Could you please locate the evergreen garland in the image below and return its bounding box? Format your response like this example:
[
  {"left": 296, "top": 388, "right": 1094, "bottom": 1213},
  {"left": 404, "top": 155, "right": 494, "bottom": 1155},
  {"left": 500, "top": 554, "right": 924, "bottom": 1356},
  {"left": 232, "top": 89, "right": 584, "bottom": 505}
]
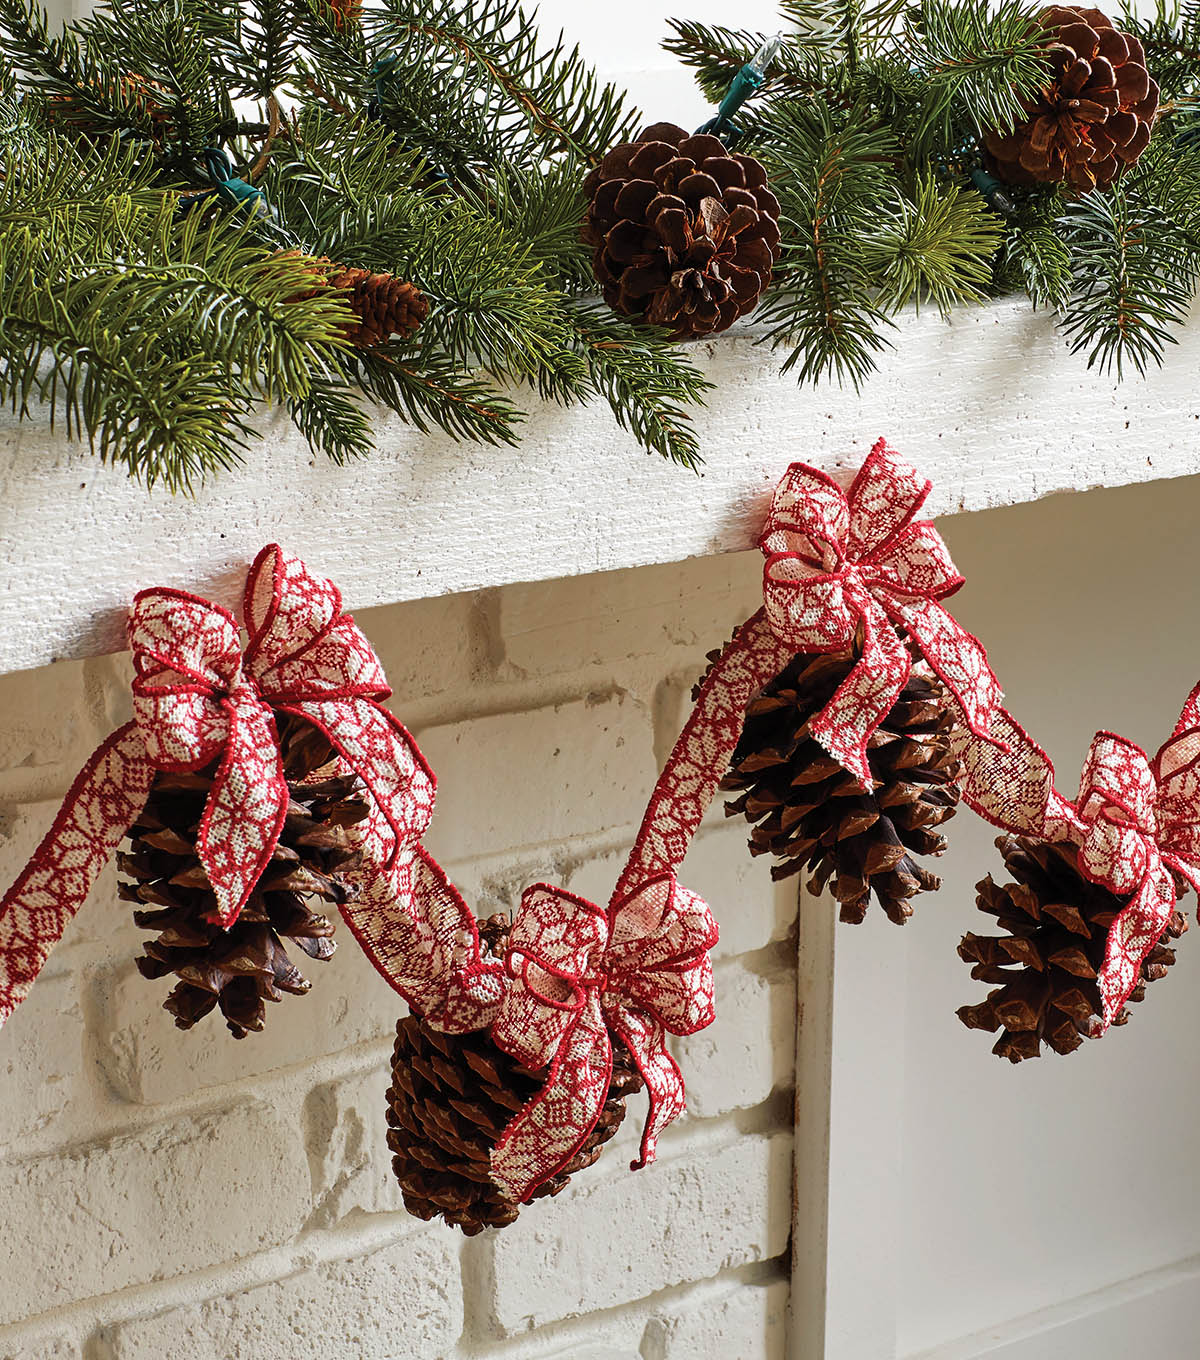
[
  {"left": 0, "top": 0, "right": 709, "bottom": 488},
  {"left": 665, "top": 0, "right": 1200, "bottom": 386}
]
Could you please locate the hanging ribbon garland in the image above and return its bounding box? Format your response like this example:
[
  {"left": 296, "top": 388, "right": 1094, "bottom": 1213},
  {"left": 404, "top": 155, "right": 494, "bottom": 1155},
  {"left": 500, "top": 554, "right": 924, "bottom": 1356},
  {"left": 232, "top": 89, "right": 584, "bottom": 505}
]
[{"left": 0, "top": 438, "right": 1196, "bottom": 1223}]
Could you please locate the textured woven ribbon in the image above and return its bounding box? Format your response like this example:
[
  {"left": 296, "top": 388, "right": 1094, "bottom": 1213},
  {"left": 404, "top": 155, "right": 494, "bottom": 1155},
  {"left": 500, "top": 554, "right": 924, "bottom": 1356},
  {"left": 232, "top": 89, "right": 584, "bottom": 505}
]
[
  {"left": 0, "top": 545, "right": 434, "bottom": 1028},
  {"left": 760, "top": 437, "right": 1005, "bottom": 786},
  {"left": 487, "top": 874, "right": 717, "bottom": 1202},
  {"left": 956, "top": 682, "right": 1200, "bottom": 1031}
]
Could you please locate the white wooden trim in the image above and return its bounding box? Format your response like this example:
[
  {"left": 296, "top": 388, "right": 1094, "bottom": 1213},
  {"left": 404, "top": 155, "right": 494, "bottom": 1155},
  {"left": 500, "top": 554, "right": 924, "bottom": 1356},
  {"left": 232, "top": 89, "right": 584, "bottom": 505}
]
[{"left": 3, "top": 300, "right": 1200, "bottom": 675}]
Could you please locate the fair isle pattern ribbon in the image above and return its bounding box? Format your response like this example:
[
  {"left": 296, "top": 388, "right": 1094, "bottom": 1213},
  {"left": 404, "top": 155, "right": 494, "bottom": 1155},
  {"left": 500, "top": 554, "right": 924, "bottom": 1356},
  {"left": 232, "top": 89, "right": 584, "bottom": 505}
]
[
  {"left": 0, "top": 545, "right": 433, "bottom": 1028},
  {"left": 956, "top": 684, "right": 1200, "bottom": 1032},
  {"left": 488, "top": 875, "right": 717, "bottom": 1202},
  {"left": 760, "top": 438, "right": 1005, "bottom": 786}
]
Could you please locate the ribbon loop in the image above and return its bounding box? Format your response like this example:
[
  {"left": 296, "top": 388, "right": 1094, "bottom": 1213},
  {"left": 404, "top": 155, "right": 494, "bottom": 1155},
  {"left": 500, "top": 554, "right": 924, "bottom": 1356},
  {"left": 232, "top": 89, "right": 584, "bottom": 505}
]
[
  {"left": 760, "top": 439, "right": 1005, "bottom": 788},
  {"left": 488, "top": 874, "right": 717, "bottom": 1203}
]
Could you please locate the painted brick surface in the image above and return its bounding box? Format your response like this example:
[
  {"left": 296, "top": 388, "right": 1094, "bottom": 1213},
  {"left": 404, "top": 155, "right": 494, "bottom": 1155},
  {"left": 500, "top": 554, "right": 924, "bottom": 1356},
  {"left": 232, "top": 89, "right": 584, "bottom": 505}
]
[
  {"left": 417, "top": 693, "right": 657, "bottom": 863},
  {"left": 101, "top": 1233, "right": 464, "bottom": 1360},
  {"left": 646, "top": 1278, "right": 790, "bottom": 1360},
  {"left": 304, "top": 1064, "right": 404, "bottom": 1226},
  {"left": 0, "top": 1101, "right": 310, "bottom": 1324},
  {"left": 674, "top": 962, "right": 796, "bottom": 1119},
  {"left": 0, "top": 971, "right": 83, "bottom": 1147},
  {"left": 487, "top": 1134, "right": 794, "bottom": 1333}
]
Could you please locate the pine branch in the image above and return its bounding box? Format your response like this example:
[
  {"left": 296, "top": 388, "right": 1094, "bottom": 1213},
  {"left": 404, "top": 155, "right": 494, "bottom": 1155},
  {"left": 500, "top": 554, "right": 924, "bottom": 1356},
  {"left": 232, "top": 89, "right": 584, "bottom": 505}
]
[
  {"left": 866, "top": 174, "right": 1003, "bottom": 314},
  {"left": 1058, "top": 183, "right": 1198, "bottom": 376},
  {"left": 754, "top": 97, "right": 898, "bottom": 386}
]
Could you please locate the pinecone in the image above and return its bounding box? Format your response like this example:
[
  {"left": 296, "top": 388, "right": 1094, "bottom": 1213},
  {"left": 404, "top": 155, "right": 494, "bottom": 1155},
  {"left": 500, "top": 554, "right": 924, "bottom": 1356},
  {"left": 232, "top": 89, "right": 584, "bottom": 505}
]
[
  {"left": 721, "top": 650, "right": 961, "bottom": 924},
  {"left": 582, "top": 122, "right": 781, "bottom": 339},
  {"left": 984, "top": 6, "right": 1159, "bottom": 190},
  {"left": 325, "top": 266, "right": 429, "bottom": 347},
  {"left": 957, "top": 834, "right": 1189, "bottom": 1062},
  {"left": 386, "top": 915, "right": 644, "bottom": 1234},
  {"left": 117, "top": 712, "right": 369, "bottom": 1038}
]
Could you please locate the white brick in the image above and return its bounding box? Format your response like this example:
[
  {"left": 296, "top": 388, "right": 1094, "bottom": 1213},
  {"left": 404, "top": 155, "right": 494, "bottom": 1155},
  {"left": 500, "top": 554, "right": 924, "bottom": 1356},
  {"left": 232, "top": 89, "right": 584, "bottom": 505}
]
[
  {"left": 101, "top": 1233, "right": 463, "bottom": 1360},
  {"left": 0, "top": 1328, "right": 78, "bottom": 1360},
  {"left": 96, "top": 939, "right": 403, "bottom": 1105},
  {"left": 646, "top": 1279, "right": 790, "bottom": 1360},
  {"left": 358, "top": 591, "right": 489, "bottom": 710},
  {"left": 674, "top": 963, "right": 796, "bottom": 1119},
  {"left": 0, "top": 660, "right": 97, "bottom": 802},
  {"left": 417, "top": 695, "right": 656, "bottom": 863},
  {"left": 487, "top": 1133, "right": 793, "bottom": 1333},
  {"left": 0, "top": 1102, "right": 310, "bottom": 1324},
  {"left": 678, "top": 827, "right": 795, "bottom": 961},
  {"left": 0, "top": 972, "right": 84, "bottom": 1148},
  {"left": 497, "top": 554, "right": 761, "bottom": 678},
  {"left": 305, "top": 1065, "right": 404, "bottom": 1226}
]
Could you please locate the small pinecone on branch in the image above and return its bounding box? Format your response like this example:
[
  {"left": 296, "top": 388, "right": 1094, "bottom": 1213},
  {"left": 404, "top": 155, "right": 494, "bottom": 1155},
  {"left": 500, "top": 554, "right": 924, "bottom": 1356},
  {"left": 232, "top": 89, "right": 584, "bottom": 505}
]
[
  {"left": 957, "top": 834, "right": 1188, "bottom": 1062},
  {"left": 386, "top": 915, "right": 644, "bottom": 1234},
  {"left": 118, "top": 712, "right": 369, "bottom": 1038},
  {"left": 325, "top": 266, "right": 429, "bottom": 347},
  {"left": 582, "top": 122, "right": 781, "bottom": 339},
  {"left": 984, "top": 6, "right": 1159, "bottom": 191},
  {"left": 721, "top": 650, "right": 962, "bottom": 924}
]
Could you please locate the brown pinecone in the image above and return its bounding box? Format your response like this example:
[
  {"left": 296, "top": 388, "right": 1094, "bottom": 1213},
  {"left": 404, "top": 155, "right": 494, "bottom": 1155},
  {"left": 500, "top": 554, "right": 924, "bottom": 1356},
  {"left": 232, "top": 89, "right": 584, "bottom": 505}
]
[
  {"left": 721, "top": 650, "right": 961, "bottom": 924},
  {"left": 386, "top": 914, "right": 644, "bottom": 1234},
  {"left": 117, "top": 712, "right": 369, "bottom": 1039},
  {"left": 325, "top": 266, "right": 429, "bottom": 347},
  {"left": 984, "top": 6, "right": 1159, "bottom": 191},
  {"left": 582, "top": 122, "right": 781, "bottom": 339},
  {"left": 957, "top": 834, "right": 1188, "bottom": 1062}
]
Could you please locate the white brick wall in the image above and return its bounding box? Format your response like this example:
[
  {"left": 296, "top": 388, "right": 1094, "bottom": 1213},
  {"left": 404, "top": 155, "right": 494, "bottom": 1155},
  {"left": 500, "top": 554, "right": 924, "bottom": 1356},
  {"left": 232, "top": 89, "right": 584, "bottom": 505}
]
[{"left": 0, "top": 551, "right": 792, "bottom": 1359}]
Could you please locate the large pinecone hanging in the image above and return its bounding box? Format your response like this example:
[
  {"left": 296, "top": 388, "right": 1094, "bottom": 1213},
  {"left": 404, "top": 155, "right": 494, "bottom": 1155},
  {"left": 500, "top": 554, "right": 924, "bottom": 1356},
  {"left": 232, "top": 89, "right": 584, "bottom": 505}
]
[
  {"left": 582, "top": 122, "right": 781, "bottom": 339},
  {"left": 958, "top": 835, "right": 1188, "bottom": 1062},
  {"left": 117, "top": 712, "right": 369, "bottom": 1038},
  {"left": 386, "top": 916, "right": 644, "bottom": 1234},
  {"left": 720, "top": 649, "right": 962, "bottom": 925},
  {"left": 984, "top": 6, "right": 1159, "bottom": 191}
]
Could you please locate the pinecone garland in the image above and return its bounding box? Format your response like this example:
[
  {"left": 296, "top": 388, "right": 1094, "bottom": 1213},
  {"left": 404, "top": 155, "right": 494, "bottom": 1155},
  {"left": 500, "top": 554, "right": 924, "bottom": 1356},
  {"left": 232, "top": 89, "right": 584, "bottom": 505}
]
[
  {"left": 386, "top": 915, "right": 644, "bottom": 1234},
  {"left": 957, "top": 835, "right": 1188, "bottom": 1062},
  {"left": 721, "top": 650, "right": 962, "bottom": 924},
  {"left": 582, "top": 122, "right": 781, "bottom": 338},
  {"left": 985, "top": 6, "right": 1159, "bottom": 190},
  {"left": 117, "top": 712, "right": 369, "bottom": 1038}
]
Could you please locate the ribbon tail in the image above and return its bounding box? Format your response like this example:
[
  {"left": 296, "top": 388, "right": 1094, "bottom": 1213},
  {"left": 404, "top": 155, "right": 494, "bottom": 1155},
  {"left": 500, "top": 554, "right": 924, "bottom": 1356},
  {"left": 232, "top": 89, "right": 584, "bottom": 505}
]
[
  {"left": 286, "top": 699, "right": 435, "bottom": 871},
  {"left": 808, "top": 602, "right": 910, "bottom": 788},
  {"left": 947, "top": 709, "right": 1067, "bottom": 839},
  {"left": 614, "top": 609, "right": 795, "bottom": 901},
  {"left": 608, "top": 1008, "right": 686, "bottom": 1172},
  {"left": 884, "top": 595, "right": 1005, "bottom": 748},
  {"left": 197, "top": 700, "right": 287, "bottom": 928},
  {"left": 490, "top": 999, "right": 612, "bottom": 1204},
  {"left": 1093, "top": 866, "right": 1178, "bottom": 1035},
  {"left": 0, "top": 723, "right": 154, "bottom": 1027}
]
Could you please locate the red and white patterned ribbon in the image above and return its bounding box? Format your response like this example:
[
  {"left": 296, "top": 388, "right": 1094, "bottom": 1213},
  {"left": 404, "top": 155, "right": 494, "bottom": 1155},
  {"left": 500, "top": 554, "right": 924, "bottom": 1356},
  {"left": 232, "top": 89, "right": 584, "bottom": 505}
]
[
  {"left": 488, "top": 874, "right": 717, "bottom": 1203},
  {"left": 0, "top": 545, "right": 433, "bottom": 1028},
  {"left": 1067, "top": 700, "right": 1200, "bottom": 1029},
  {"left": 760, "top": 438, "right": 1005, "bottom": 786}
]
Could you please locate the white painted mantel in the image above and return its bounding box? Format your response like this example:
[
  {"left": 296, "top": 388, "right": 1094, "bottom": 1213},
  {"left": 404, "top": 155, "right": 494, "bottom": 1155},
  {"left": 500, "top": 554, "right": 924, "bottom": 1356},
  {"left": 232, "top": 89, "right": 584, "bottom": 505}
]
[{"left": 2, "top": 299, "right": 1200, "bottom": 676}]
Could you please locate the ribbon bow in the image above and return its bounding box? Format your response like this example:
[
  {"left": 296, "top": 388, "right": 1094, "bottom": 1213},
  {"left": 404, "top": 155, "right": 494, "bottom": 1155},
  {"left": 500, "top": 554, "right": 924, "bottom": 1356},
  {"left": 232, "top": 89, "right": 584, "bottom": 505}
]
[
  {"left": 0, "top": 545, "right": 434, "bottom": 1027},
  {"left": 1070, "top": 708, "right": 1200, "bottom": 1031},
  {"left": 760, "top": 438, "right": 1004, "bottom": 786},
  {"left": 488, "top": 874, "right": 718, "bottom": 1203}
]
